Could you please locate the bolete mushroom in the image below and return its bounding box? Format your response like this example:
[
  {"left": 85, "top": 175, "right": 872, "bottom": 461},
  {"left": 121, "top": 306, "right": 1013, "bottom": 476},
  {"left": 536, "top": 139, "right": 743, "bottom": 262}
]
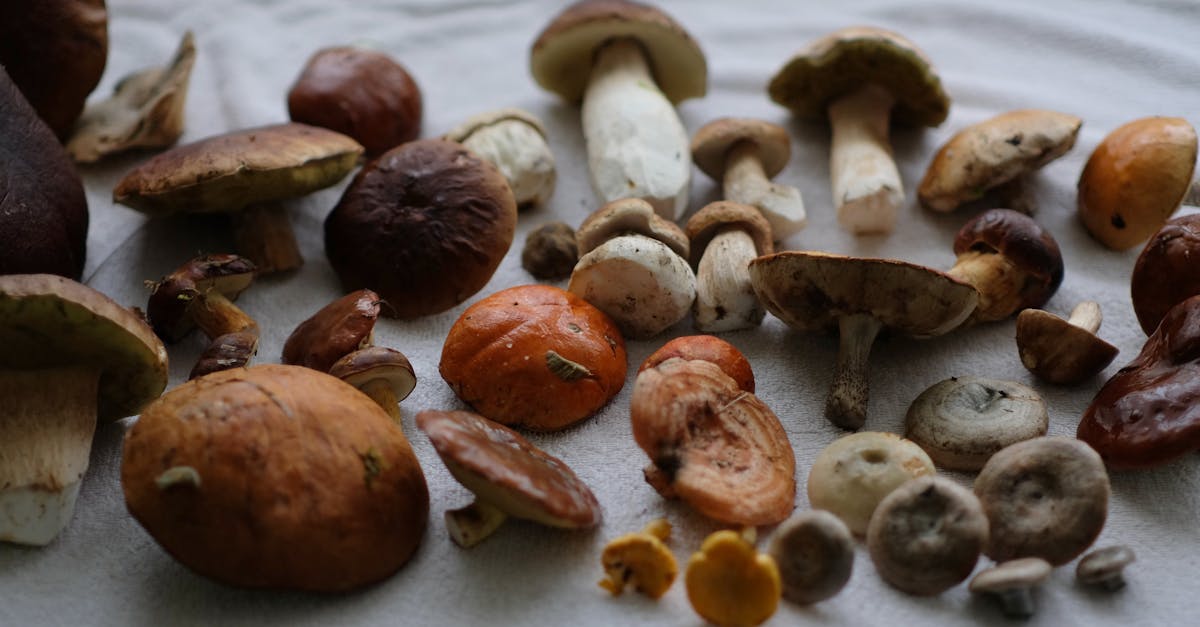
[
  {"left": 1077, "top": 545, "right": 1136, "bottom": 591},
  {"left": 445, "top": 109, "right": 556, "bottom": 209},
  {"left": 282, "top": 289, "right": 381, "bottom": 373},
  {"left": 685, "top": 528, "right": 781, "bottom": 627},
  {"left": 114, "top": 123, "right": 364, "bottom": 274},
  {"left": 1131, "top": 213, "right": 1200, "bottom": 335},
  {"left": 768, "top": 26, "right": 950, "bottom": 234},
  {"left": 639, "top": 334, "right": 755, "bottom": 393},
  {"left": 522, "top": 221, "right": 578, "bottom": 281},
  {"left": 766, "top": 510, "right": 855, "bottom": 605},
  {"left": 749, "top": 251, "right": 978, "bottom": 429},
  {"left": 686, "top": 201, "right": 775, "bottom": 333},
  {"left": 530, "top": 0, "right": 705, "bottom": 219},
  {"left": 329, "top": 347, "right": 416, "bottom": 425},
  {"left": 416, "top": 409, "right": 601, "bottom": 548},
  {"left": 969, "top": 557, "right": 1053, "bottom": 619},
  {"left": 598, "top": 519, "right": 677, "bottom": 599},
  {"left": 1016, "top": 302, "right": 1119, "bottom": 384},
  {"left": 1, "top": 274, "right": 167, "bottom": 545}
]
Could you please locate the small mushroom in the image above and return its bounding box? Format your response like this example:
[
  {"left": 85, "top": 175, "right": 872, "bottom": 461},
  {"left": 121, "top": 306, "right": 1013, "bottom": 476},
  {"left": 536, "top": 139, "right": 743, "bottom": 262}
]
[
  {"left": 867, "top": 476, "right": 989, "bottom": 596},
  {"left": 522, "top": 221, "right": 578, "bottom": 280},
  {"left": 1016, "top": 302, "right": 1119, "bottom": 384},
  {"left": 807, "top": 432, "right": 935, "bottom": 535},
  {"left": 919, "top": 109, "right": 1082, "bottom": 213},
  {"left": 686, "top": 202, "right": 774, "bottom": 333},
  {"left": 767, "top": 510, "right": 855, "bottom": 605},
  {"left": 768, "top": 27, "right": 949, "bottom": 234},
  {"left": 598, "top": 519, "right": 677, "bottom": 599},
  {"left": 639, "top": 335, "right": 755, "bottom": 393},
  {"left": 329, "top": 347, "right": 416, "bottom": 424},
  {"left": 1131, "top": 213, "right": 1200, "bottom": 335},
  {"left": 685, "top": 528, "right": 781, "bottom": 627},
  {"left": 905, "top": 376, "right": 1049, "bottom": 471},
  {"left": 282, "top": 289, "right": 381, "bottom": 373},
  {"left": 974, "top": 436, "right": 1109, "bottom": 565},
  {"left": 969, "top": 557, "right": 1053, "bottom": 618},
  {"left": 947, "top": 208, "right": 1064, "bottom": 323},
  {"left": 691, "top": 118, "right": 806, "bottom": 239},
  {"left": 416, "top": 409, "right": 602, "bottom": 548},
  {"left": 1077, "top": 545, "right": 1136, "bottom": 591},
  {"left": 445, "top": 109, "right": 556, "bottom": 208}
]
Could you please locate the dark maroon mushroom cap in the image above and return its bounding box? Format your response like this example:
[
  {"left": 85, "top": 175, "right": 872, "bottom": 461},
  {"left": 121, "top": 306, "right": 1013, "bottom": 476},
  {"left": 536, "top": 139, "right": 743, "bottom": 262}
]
[
  {"left": 146, "top": 254, "right": 257, "bottom": 342},
  {"left": 954, "top": 209, "right": 1064, "bottom": 310},
  {"left": 1131, "top": 214, "right": 1200, "bottom": 335},
  {"left": 282, "top": 289, "right": 381, "bottom": 372}
]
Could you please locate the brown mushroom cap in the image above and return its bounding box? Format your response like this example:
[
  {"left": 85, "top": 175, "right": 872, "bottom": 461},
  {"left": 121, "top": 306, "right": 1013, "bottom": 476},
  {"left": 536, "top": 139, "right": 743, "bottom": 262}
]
[
  {"left": 522, "top": 221, "right": 579, "bottom": 281},
  {"left": 576, "top": 197, "right": 690, "bottom": 258},
  {"left": 639, "top": 335, "right": 755, "bottom": 393},
  {"left": 282, "top": 289, "right": 381, "bottom": 372},
  {"left": 1016, "top": 308, "right": 1118, "bottom": 384},
  {"left": 691, "top": 118, "right": 791, "bottom": 181},
  {"left": 1131, "top": 213, "right": 1200, "bottom": 335},
  {"left": 685, "top": 201, "right": 775, "bottom": 267},
  {"left": 767, "top": 510, "right": 855, "bottom": 605},
  {"left": 974, "top": 436, "right": 1109, "bottom": 565},
  {"left": 767, "top": 26, "right": 949, "bottom": 126},
  {"left": 146, "top": 254, "right": 257, "bottom": 343},
  {"left": 970, "top": 557, "right": 1053, "bottom": 594},
  {"left": 325, "top": 138, "right": 517, "bottom": 319},
  {"left": 416, "top": 409, "right": 601, "bottom": 528},
  {"left": 953, "top": 208, "right": 1064, "bottom": 316},
  {"left": 329, "top": 347, "right": 416, "bottom": 402},
  {"left": 530, "top": 0, "right": 706, "bottom": 104}
]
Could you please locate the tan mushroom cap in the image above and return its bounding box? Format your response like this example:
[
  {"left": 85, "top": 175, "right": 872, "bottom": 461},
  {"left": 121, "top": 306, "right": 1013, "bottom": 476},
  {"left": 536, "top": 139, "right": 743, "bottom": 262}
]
[
  {"left": 685, "top": 201, "right": 774, "bottom": 266},
  {"left": 113, "top": 122, "right": 363, "bottom": 215},
  {"left": 691, "top": 118, "right": 791, "bottom": 181},
  {"left": 969, "top": 557, "right": 1052, "bottom": 594},
  {"left": 530, "top": 0, "right": 707, "bottom": 104},
  {"left": 444, "top": 108, "right": 546, "bottom": 143},
  {"left": 768, "top": 26, "right": 949, "bottom": 127},
  {"left": 1016, "top": 309, "right": 1118, "bottom": 385},
  {"left": 577, "top": 197, "right": 690, "bottom": 258},
  {"left": 329, "top": 347, "right": 416, "bottom": 402},
  {"left": 282, "top": 289, "right": 381, "bottom": 373},
  {"left": 919, "top": 110, "right": 1083, "bottom": 212}
]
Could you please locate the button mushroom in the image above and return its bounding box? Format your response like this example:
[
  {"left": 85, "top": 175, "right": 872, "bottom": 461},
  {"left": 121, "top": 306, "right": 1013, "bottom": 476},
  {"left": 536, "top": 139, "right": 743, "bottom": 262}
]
[
  {"left": 685, "top": 528, "right": 781, "bottom": 627},
  {"left": 522, "top": 221, "right": 578, "bottom": 281},
  {"left": 416, "top": 409, "right": 601, "bottom": 548},
  {"left": 686, "top": 202, "right": 774, "bottom": 333},
  {"left": 750, "top": 251, "right": 978, "bottom": 429},
  {"left": 0, "top": 274, "right": 167, "bottom": 546},
  {"left": 445, "top": 109, "right": 556, "bottom": 209},
  {"left": 969, "top": 557, "right": 1053, "bottom": 618},
  {"left": 639, "top": 334, "right": 755, "bottom": 393},
  {"left": 1131, "top": 213, "right": 1200, "bottom": 335},
  {"left": 691, "top": 118, "right": 806, "bottom": 239},
  {"left": 1077, "top": 545, "right": 1136, "bottom": 591},
  {"left": 282, "top": 289, "right": 381, "bottom": 373},
  {"left": 1016, "top": 302, "right": 1119, "bottom": 384},
  {"left": 768, "top": 27, "right": 949, "bottom": 234},
  {"left": 530, "top": 0, "right": 705, "bottom": 219},
  {"left": 598, "top": 519, "right": 677, "bottom": 599},
  {"left": 767, "top": 510, "right": 855, "bottom": 605}
]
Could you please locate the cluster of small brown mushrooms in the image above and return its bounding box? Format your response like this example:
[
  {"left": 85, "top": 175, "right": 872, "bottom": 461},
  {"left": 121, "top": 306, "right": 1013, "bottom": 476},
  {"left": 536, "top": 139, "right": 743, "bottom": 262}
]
[{"left": 3, "top": 0, "right": 1199, "bottom": 623}]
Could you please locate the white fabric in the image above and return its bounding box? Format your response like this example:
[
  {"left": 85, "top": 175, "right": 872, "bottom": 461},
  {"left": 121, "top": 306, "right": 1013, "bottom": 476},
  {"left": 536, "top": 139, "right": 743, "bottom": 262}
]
[{"left": 3, "top": 0, "right": 1198, "bottom": 624}]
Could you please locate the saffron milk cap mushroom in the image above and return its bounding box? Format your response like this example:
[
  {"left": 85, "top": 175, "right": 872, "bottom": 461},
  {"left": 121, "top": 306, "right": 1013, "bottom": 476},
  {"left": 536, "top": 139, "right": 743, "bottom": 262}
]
[
  {"left": 766, "top": 510, "right": 855, "bottom": 605},
  {"left": 1016, "top": 302, "right": 1118, "bottom": 384},
  {"left": 445, "top": 109, "right": 556, "bottom": 209},
  {"left": 686, "top": 201, "right": 774, "bottom": 333}
]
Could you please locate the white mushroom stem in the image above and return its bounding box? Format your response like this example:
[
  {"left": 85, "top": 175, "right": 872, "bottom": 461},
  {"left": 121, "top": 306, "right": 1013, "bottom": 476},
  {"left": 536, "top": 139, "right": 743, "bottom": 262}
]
[
  {"left": 723, "top": 141, "right": 807, "bottom": 239},
  {"left": 826, "top": 314, "right": 883, "bottom": 430},
  {"left": 232, "top": 204, "right": 303, "bottom": 274},
  {"left": 459, "top": 120, "right": 556, "bottom": 208},
  {"left": 995, "top": 589, "right": 1036, "bottom": 618},
  {"left": 828, "top": 84, "right": 903, "bottom": 234},
  {"left": 582, "top": 39, "right": 691, "bottom": 221},
  {"left": 1067, "top": 301, "right": 1102, "bottom": 334},
  {"left": 694, "top": 228, "right": 763, "bottom": 332},
  {"left": 0, "top": 367, "right": 98, "bottom": 546},
  {"left": 359, "top": 378, "right": 402, "bottom": 424},
  {"left": 445, "top": 499, "right": 508, "bottom": 548}
]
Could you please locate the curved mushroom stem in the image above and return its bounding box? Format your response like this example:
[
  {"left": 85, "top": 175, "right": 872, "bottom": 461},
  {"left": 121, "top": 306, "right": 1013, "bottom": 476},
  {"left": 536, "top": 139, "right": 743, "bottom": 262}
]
[
  {"left": 445, "top": 499, "right": 508, "bottom": 548},
  {"left": 188, "top": 291, "right": 260, "bottom": 379},
  {"left": 828, "top": 84, "right": 902, "bottom": 235},
  {"left": 232, "top": 203, "right": 303, "bottom": 274},
  {"left": 723, "top": 141, "right": 807, "bottom": 239},
  {"left": 947, "top": 250, "right": 1023, "bottom": 323},
  {"left": 694, "top": 227, "right": 763, "bottom": 332},
  {"left": 826, "top": 314, "right": 883, "bottom": 430},
  {"left": 459, "top": 119, "right": 556, "bottom": 209},
  {"left": 360, "top": 377, "right": 402, "bottom": 424},
  {"left": 582, "top": 38, "right": 690, "bottom": 221},
  {"left": 1067, "top": 301, "right": 1102, "bottom": 334},
  {"left": 995, "top": 588, "right": 1036, "bottom": 618},
  {"left": 0, "top": 367, "right": 98, "bottom": 546}
]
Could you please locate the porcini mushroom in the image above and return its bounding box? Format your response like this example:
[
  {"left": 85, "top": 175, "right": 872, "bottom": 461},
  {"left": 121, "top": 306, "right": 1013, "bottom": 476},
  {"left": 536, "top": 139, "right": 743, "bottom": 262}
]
[
  {"left": 1, "top": 274, "right": 167, "bottom": 545},
  {"left": 1131, "top": 213, "right": 1200, "bottom": 335},
  {"left": 691, "top": 118, "right": 806, "bottom": 239},
  {"left": 530, "top": 0, "right": 705, "bottom": 219},
  {"left": 969, "top": 557, "right": 1053, "bottom": 618},
  {"left": 1016, "top": 302, "right": 1119, "bottom": 384},
  {"left": 685, "top": 528, "right": 781, "bottom": 627},
  {"left": 767, "top": 510, "right": 855, "bottom": 605},
  {"left": 686, "top": 201, "right": 774, "bottom": 333},
  {"left": 598, "top": 519, "right": 677, "bottom": 599},
  {"left": 416, "top": 409, "right": 602, "bottom": 548},
  {"left": 639, "top": 334, "right": 755, "bottom": 392},
  {"left": 750, "top": 251, "right": 978, "bottom": 429},
  {"left": 282, "top": 289, "right": 381, "bottom": 373},
  {"left": 445, "top": 109, "right": 556, "bottom": 208},
  {"left": 1077, "top": 545, "right": 1136, "bottom": 591},
  {"left": 329, "top": 347, "right": 416, "bottom": 424},
  {"left": 522, "top": 221, "right": 578, "bottom": 280},
  {"left": 768, "top": 26, "right": 949, "bottom": 234}
]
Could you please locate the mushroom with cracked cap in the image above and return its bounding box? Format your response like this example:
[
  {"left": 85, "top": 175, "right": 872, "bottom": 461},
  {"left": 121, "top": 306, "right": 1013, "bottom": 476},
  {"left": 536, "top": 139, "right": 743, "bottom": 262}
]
[
  {"left": 969, "top": 558, "right": 1053, "bottom": 618},
  {"left": 686, "top": 201, "right": 774, "bottom": 333},
  {"left": 445, "top": 109, "right": 556, "bottom": 209},
  {"left": 1016, "top": 302, "right": 1118, "bottom": 384}
]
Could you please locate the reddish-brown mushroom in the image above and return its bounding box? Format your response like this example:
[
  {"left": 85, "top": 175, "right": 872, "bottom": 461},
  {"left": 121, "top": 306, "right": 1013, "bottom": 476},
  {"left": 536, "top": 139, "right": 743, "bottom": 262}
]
[
  {"left": 947, "top": 209, "right": 1063, "bottom": 322},
  {"left": 282, "top": 289, "right": 381, "bottom": 373},
  {"left": 639, "top": 335, "right": 755, "bottom": 392},
  {"left": 1131, "top": 214, "right": 1200, "bottom": 335}
]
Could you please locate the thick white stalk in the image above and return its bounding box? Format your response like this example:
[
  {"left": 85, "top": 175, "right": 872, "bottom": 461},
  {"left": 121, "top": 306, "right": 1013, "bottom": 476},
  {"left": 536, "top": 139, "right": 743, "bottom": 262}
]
[
  {"left": 723, "top": 141, "right": 807, "bottom": 240},
  {"left": 583, "top": 39, "right": 690, "bottom": 221},
  {"left": 694, "top": 228, "right": 763, "bottom": 332},
  {"left": 828, "top": 84, "right": 902, "bottom": 234},
  {"left": 1067, "top": 301, "right": 1103, "bottom": 334},
  {"left": 460, "top": 119, "right": 556, "bottom": 208},
  {"left": 445, "top": 499, "right": 508, "bottom": 548}
]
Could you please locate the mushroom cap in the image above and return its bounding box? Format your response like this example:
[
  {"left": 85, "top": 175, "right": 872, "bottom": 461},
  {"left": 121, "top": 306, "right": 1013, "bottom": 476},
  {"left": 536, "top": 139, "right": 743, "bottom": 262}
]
[
  {"left": 329, "top": 347, "right": 416, "bottom": 402},
  {"left": 1131, "top": 213, "right": 1200, "bottom": 335},
  {"left": 576, "top": 198, "right": 690, "bottom": 258},
  {"left": 1076, "top": 545, "right": 1136, "bottom": 584},
  {"left": 749, "top": 251, "right": 978, "bottom": 338},
  {"left": 954, "top": 208, "right": 1065, "bottom": 312},
  {"left": 969, "top": 557, "right": 1053, "bottom": 593},
  {"left": 767, "top": 510, "right": 855, "bottom": 605},
  {"left": 685, "top": 201, "right": 775, "bottom": 267},
  {"left": 690, "top": 118, "right": 791, "bottom": 181},
  {"left": 113, "top": 123, "right": 364, "bottom": 215},
  {"left": 530, "top": 0, "right": 706, "bottom": 104},
  {"left": 444, "top": 108, "right": 546, "bottom": 144},
  {"left": 920, "top": 109, "right": 1083, "bottom": 212},
  {"left": 146, "top": 254, "right": 257, "bottom": 343},
  {"left": 1078, "top": 116, "right": 1198, "bottom": 251},
  {"left": 121, "top": 364, "right": 429, "bottom": 591},
  {"left": 905, "top": 376, "right": 1049, "bottom": 471},
  {"left": 416, "top": 409, "right": 602, "bottom": 528},
  {"left": 974, "top": 436, "right": 1109, "bottom": 565},
  {"left": 639, "top": 335, "right": 755, "bottom": 393},
  {"left": 767, "top": 26, "right": 949, "bottom": 127},
  {"left": 1016, "top": 309, "right": 1118, "bottom": 384},
  {"left": 282, "top": 289, "right": 380, "bottom": 373},
  {"left": 325, "top": 138, "right": 517, "bottom": 319}
]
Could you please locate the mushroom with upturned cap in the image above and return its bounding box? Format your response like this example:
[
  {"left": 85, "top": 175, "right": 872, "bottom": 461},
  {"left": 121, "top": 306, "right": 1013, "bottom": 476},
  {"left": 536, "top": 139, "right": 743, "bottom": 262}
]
[
  {"left": 446, "top": 109, "right": 556, "bottom": 209},
  {"left": 767, "top": 510, "right": 855, "bottom": 605},
  {"left": 807, "top": 432, "right": 935, "bottom": 535},
  {"left": 686, "top": 201, "right": 774, "bottom": 333},
  {"left": 969, "top": 557, "right": 1053, "bottom": 618},
  {"left": 1131, "top": 213, "right": 1200, "bottom": 335},
  {"left": 1077, "top": 545, "right": 1136, "bottom": 591},
  {"left": 1016, "top": 302, "right": 1118, "bottom": 384}
]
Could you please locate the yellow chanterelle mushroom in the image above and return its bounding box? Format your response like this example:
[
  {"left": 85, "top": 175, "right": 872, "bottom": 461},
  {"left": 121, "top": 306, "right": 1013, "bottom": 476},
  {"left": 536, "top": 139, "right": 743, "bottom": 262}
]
[
  {"left": 685, "top": 528, "right": 781, "bottom": 627},
  {"left": 599, "top": 519, "right": 677, "bottom": 599}
]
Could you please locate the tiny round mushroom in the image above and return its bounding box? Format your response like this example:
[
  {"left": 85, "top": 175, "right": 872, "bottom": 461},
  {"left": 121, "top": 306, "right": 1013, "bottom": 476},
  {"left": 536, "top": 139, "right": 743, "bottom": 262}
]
[
  {"left": 639, "top": 335, "right": 755, "bottom": 392},
  {"left": 685, "top": 528, "right": 781, "bottom": 627},
  {"left": 905, "top": 376, "right": 1048, "bottom": 471},
  {"left": 969, "top": 557, "right": 1053, "bottom": 619},
  {"left": 446, "top": 109, "right": 556, "bottom": 208},
  {"left": 1077, "top": 545, "right": 1136, "bottom": 591},
  {"left": 766, "top": 510, "right": 855, "bottom": 605},
  {"left": 416, "top": 409, "right": 602, "bottom": 548},
  {"left": 686, "top": 202, "right": 774, "bottom": 333},
  {"left": 1016, "top": 302, "right": 1119, "bottom": 384},
  {"left": 867, "top": 476, "right": 989, "bottom": 596},
  {"left": 522, "top": 221, "right": 578, "bottom": 281},
  {"left": 691, "top": 118, "right": 806, "bottom": 239},
  {"left": 598, "top": 518, "right": 677, "bottom": 599},
  {"left": 329, "top": 347, "right": 416, "bottom": 425},
  {"left": 1131, "top": 213, "right": 1200, "bottom": 335}
]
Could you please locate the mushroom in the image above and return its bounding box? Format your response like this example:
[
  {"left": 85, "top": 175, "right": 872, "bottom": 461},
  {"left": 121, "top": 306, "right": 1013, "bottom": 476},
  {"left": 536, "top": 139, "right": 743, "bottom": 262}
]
[
  {"left": 0, "top": 274, "right": 167, "bottom": 545},
  {"left": 691, "top": 118, "right": 806, "bottom": 239},
  {"left": 1078, "top": 116, "right": 1198, "bottom": 250},
  {"left": 768, "top": 26, "right": 949, "bottom": 234},
  {"left": 867, "top": 476, "right": 989, "bottom": 596},
  {"left": 522, "top": 221, "right": 578, "bottom": 280},
  {"left": 114, "top": 123, "right": 364, "bottom": 274},
  {"left": 686, "top": 201, "right": 775, "bottom": 333},
  {"left": 806, "top": 431, "right": 935, "bottom": 535},
  {"left": 445, "top": 109, "right": 556, "bottom": 208},
  {"left": 1077, "top": 545, "right": 1136, "bottom": 591},
  {"left": 569, "top": 198, "right": 695, "bottom": 339},
  {"left": 685, "top": 528, "right": 781, "bottom": 627},
  {"left": 905, "top": 376, "right": 1049, "bottom": 471},
  {"left": 766, "top": 510, "right": 855, "bottom": 605},
  {"left": 974, "top": 436, "right": 1110, "bottom": 565},
  {"left": 416, "top": 409, "right": 602, "bottom": 548},
  {"left": 598, "top": 519, "right": 677, "bottom": 599},
  {"left": 121, "top": 364, "right": 429, "bottom": 591},
  {"left": 639, "top": 334, "right": 755, "bottom": 393},
  {"left": 947, "top": 208, "right": 1064, "bottom": 323},
  {"left": 1016, "top": 302, "right": 1119, "bottom": 384},
  {"left": 329, "top": 347, "right": 416, "bottom": 424},
  {"left": 530, "top": 0, "right": 705, "bottom": 219},
  {"left": 145, "top": 254, "right": 259, "bottom": 379},
  {"left": 919, "top": 109, "right": 1082, "bottom": 213},
  {"left": 282, "top": 289, "right": 381, "bottom": 373},
  {"left": 749, "top": 251, "right": 978, "bottom": 429},
  {"left": 1131, "top": 213, "right": 1200, "bottom": 335},
  {"left": 969, "top": 557, "right": 1053, "bottom": 618},
  {"left": 631, "top": 357, "right": 795, "bottom": 526},
  {"left": 325, "top": 138, "right": 517, "bottom": 318}
]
